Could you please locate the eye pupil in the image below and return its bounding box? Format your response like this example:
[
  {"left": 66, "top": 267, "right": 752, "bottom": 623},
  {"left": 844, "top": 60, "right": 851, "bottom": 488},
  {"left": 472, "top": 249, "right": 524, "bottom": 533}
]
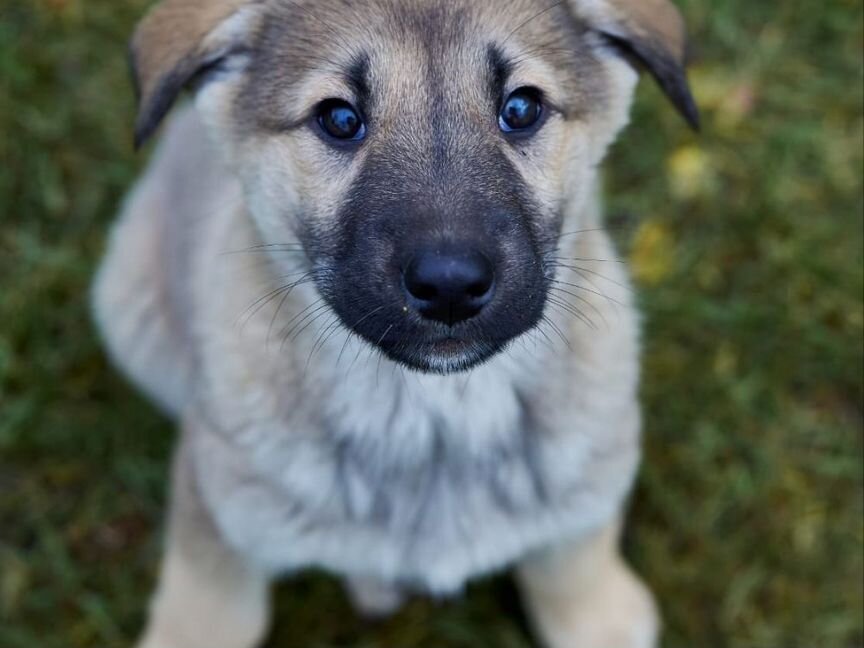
[
  {"left": 318, "top": 100, "right": 365, "bottom": 140},
  {"left": 500, "top": 89, "right": 542, "bottom": 133}
]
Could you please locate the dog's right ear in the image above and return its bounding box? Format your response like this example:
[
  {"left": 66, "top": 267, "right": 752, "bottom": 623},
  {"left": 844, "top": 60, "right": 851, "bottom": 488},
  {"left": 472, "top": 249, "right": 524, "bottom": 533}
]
[{"left": 130, "top": 0, "right": 262, "bottom": 148}]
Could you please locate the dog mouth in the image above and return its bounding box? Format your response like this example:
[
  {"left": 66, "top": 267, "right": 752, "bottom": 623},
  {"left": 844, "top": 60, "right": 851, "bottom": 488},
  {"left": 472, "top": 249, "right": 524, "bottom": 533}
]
[
  {"left": 343, "top": 310, "right": 520, "bottom": 374},
  {"left": 376, "top": 331, "right": 507, "bottom": 374}
]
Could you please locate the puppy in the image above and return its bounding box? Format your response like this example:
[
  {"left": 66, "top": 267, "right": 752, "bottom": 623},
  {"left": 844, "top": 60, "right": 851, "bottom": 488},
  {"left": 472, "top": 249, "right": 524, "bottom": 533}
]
[{"left": 93, "top": 1, "right": 698, "bottom": 646}]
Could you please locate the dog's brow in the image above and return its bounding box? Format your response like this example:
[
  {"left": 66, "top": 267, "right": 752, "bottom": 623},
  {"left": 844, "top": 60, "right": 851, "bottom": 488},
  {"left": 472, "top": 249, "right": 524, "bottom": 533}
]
[
  {"left": 487, "top": 44, "right": 512, "bottom": 103},
  {"left": 345, "top": 53, "right": 371, "bottom": 109}
]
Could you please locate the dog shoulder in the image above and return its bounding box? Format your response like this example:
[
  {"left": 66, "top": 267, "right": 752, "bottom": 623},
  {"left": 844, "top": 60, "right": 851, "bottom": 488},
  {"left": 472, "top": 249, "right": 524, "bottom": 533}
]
[{"left": 92, "top": 105, "right": 236, "bottom": 416}]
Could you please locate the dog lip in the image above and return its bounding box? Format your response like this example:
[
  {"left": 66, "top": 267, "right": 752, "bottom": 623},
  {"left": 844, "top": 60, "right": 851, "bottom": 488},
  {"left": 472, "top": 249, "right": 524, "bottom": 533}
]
[
  {"left": 390, "top": 338, "right": 500, "bottom": 374},
  {"left": 379, "top": 330, "right": 475, "bottom": 354},
  {"left": 427, "top": 337, "right": 471, "bottom": 352}
]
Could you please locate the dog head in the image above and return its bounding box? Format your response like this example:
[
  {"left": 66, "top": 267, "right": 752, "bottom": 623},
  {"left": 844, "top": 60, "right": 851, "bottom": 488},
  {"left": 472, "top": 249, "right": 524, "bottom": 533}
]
[{"left": 130, "top": 0, "right": 697, "bottom": 374}]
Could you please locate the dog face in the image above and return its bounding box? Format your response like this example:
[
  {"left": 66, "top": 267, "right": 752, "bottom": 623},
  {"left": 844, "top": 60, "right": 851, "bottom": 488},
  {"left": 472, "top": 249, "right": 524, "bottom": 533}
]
[
  {"left": 233, "top": 1, "right": 615, "bottom": 374},
  {"left": 130, "top": 0, "right": 697, "bottom": 374}
]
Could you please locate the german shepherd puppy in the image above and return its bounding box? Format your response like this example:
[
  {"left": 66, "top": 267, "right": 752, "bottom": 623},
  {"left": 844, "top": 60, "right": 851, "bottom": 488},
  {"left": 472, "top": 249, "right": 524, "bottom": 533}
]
[{"left": 93, "top": 1, "right": 698, "bottom": 646}]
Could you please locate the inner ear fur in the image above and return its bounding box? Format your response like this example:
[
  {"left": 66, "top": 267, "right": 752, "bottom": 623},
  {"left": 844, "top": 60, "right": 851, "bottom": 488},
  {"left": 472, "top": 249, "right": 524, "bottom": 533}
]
[
  {"left": 130, "top": 0, "right": 260, "bottom": 147},
  {"left": 570, "top": 0, "right": 700, "bottom": 129}
]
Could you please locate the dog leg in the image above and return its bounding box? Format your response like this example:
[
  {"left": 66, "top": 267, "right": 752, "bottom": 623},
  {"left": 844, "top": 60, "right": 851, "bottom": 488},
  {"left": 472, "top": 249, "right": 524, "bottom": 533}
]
[
  {"left": 344, "top": 576, "right": 406, "bottom": 618},
  {"left": 137, "top": 446, "right": 271, "bottom": 648},
  {"left": 516, "top": 522, "right": 659, "bottom": 648}
]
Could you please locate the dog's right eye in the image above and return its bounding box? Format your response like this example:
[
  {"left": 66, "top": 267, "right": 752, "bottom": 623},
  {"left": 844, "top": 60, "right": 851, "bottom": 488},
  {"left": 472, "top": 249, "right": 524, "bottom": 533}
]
[{"left": 317, "top": 100, "right": 366, "bottom": 142}]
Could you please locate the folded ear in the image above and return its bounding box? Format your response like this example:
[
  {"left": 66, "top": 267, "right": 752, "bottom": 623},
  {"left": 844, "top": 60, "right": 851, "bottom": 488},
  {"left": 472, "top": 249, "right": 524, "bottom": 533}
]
[
  {"left": 570, "top": 0, "right": 700, "bottom": 129},
  {"left": 130, "top": 0, "right": 262, "bottom": 147}
]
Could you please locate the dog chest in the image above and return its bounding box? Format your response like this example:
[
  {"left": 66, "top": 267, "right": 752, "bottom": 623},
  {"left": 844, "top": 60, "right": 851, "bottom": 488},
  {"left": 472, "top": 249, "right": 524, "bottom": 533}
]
[{"left": 193, "top": 348, "right": 637, "bottom": 593}]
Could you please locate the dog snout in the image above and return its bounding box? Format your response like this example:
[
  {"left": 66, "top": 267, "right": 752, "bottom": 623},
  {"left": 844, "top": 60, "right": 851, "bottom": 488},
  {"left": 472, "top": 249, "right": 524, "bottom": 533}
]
[{"left": 402, "top": 245, "right": 496, "bottom": 326}]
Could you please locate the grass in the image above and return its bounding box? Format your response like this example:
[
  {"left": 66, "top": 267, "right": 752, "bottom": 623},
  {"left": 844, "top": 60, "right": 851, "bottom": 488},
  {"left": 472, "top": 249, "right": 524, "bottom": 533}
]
[{"left": 0, "top": 0, "right": 861, "bottom": 646}]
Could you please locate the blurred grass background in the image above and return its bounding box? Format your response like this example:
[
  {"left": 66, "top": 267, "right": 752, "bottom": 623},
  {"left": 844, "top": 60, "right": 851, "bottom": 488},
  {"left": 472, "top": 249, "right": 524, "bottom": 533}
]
[{"left": 0, "top": 0, "right": 862, "bottom": 646}]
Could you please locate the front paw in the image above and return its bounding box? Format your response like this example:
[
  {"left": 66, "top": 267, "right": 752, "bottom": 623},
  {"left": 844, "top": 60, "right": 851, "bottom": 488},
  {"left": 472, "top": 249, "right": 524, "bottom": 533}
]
[
  {"left": 136, "top": 625, "right": 263, "bottom": 648},
  {"left": 134, "top": 601, "right": 268, "bottom": 648},
  {"left": 527, "top": 561, "right": 659, "bottom": 648},
  {"left": 345, "top": 576, "right": 406, "bottom": 619}
]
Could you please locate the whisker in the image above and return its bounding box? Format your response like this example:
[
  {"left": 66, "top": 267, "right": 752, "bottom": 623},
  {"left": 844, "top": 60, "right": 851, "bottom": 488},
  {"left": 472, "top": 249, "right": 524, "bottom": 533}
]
[
  {"left": 556, "top": 263, "right": 633, "bottom": 292},
  {"left": 460, "top": 368, "right": 474, "bottom": 396},
  {"left": 278, "top": 299, "right": 327, "bottom": 349},
  {"left": 336, "top": 305, "right": 385, "bottom": 366},
  {"left": 526, "top": 326, "right": 555, "bottom": 353},
  {"left": 305, "top": 292, "right": 376, "bottom": 364},
  {"left": 267, "top": 283, "right": 300, "bottom": 349},
  {"left": 541, "top": 315, "right": 572, "bottom": 350},
  {"left": 220, "top": 243, "right": 306, "bottom": 256},
  {"left": 509, "top": 45, "right": 574, "bottom": 67},
  {"left": 288, "top": 302, "right": 333, "bottom": 344},
  {"left": 552, "top": 279, "right": 625, "bottom": 308},
  {"left": 558, "top": 222, "right": 632, "bottom": 238},
  {"left": 373, "top": 324, "right": 395, "bottom": 386},
  {"left": 502, "top": 2, "right": 564, "bottom": 46},
  {"left": 549, "top": 287, "right": 608, "bottom": 329},
  {"left": 552, "top": 256, "right": 626, "bottom": 264},
  {"left": 532, "top": 318, "right": 558, "bottom": 348},
  {"left": 376, "top": 347, "right": 386, "bottom": 387},
  {"left": 347, "top": 333, "right": 370, "bottom": 375},
  {"left": 305, "top": 312, "right": 343, "bottom": 373},
  {"left": 516, "top": 328, "right": 534, "bottom": 353},
  {"left": 552, "top": 278, "right": 621, "bottom": 323},
  {"left": 546, "top": 295, "right": 597, "bottom": 331},
  {"left": 236, "top": 271, "right": 316, "bottom": 333}
]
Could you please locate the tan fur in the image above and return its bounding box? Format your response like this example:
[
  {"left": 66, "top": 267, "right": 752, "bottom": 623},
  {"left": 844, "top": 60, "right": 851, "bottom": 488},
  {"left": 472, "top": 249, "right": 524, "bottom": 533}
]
[
  {"left": 132, "top": 0, "right": 249, "bottom": 88},
  {"left": 615, "top": 0, "right": 686, "bottom": 59},
  {"left": 518, "top": 521, "right": 660, "bottom": 648},
  {"left": 137, "top": 432, "right": 270, "bottom": 648},
  {"left": 131, "top": 0, "right": 261, "bottom": 141},
  {"left": 94, "top": 2, "right": 697, "bottom": 647},
  {"left": 574, "top": 0, "right": 687, "bottom": 62}
]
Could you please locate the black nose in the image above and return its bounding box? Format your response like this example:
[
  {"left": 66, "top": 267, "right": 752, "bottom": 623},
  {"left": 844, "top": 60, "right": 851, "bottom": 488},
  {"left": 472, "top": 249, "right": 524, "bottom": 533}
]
[{"left": 403, "top": 246, "right": 495, "bottom": 325}]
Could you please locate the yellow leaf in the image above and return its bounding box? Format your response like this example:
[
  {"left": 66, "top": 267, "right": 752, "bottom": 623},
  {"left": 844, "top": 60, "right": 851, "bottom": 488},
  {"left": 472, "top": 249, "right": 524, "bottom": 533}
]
[
  {"left": 667, "top": 145, "right": 715, "bottom": 200},
  {"left": 630, "top": 220, "right": 676, "bottom": 285},
  {"left": 688, "top": 67, "right": 731, "bottom": 111}
]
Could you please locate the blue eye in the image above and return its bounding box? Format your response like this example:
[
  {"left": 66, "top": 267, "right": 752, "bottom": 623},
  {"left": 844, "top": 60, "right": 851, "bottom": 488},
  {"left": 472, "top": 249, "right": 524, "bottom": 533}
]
[
  {"left": 317, "top": 99, "right": 366, "bottom": 141},
  {"left": 499, "top": 88, "right": 543, "bottom": 133}
]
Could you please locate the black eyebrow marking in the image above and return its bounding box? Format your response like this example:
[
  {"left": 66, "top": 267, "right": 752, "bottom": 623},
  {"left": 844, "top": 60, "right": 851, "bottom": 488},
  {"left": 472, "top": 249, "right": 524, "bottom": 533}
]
[
  {"left": 345, "top": 53, "right": 371, "bottom": 109},
  {"left": 487, "top": 44, "right": 512, "bottom": 104}
]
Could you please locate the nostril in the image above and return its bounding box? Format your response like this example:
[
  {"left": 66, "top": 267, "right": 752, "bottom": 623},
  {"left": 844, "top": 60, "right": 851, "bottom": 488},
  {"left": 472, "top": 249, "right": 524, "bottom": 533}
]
[
  {"left": 466, "top": 279, "right": 492, "bottom": 299},
  {"left": 409, "top": 280, "right": 438, "bottom": 301},
  {"left": 403, "top": 262, "right": 437, "bottom": 302}
]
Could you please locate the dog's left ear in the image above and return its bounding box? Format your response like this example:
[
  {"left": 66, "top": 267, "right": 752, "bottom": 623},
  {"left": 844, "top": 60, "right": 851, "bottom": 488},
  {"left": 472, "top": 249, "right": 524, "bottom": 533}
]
[
  {"left": 130, "top": 0, "right": 263, "bottom": 147},
  {"left": 570, "top": 0, "right": 700, "bottom": 129}
]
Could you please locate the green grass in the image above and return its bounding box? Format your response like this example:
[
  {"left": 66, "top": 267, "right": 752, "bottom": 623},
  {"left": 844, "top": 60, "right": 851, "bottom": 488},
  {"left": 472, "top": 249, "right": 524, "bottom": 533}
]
[{"left": 1, "top": 1, "right": 861, "bottom": 646}]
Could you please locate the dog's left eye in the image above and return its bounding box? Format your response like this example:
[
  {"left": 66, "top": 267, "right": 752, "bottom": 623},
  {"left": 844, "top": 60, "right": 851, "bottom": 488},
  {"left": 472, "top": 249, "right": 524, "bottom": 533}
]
[
  {"left": 317, "top": 99, "right": 366, "bottom": 141},
  {"left": 499, "top": 88, "right": 543, "bottom": 134}
]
